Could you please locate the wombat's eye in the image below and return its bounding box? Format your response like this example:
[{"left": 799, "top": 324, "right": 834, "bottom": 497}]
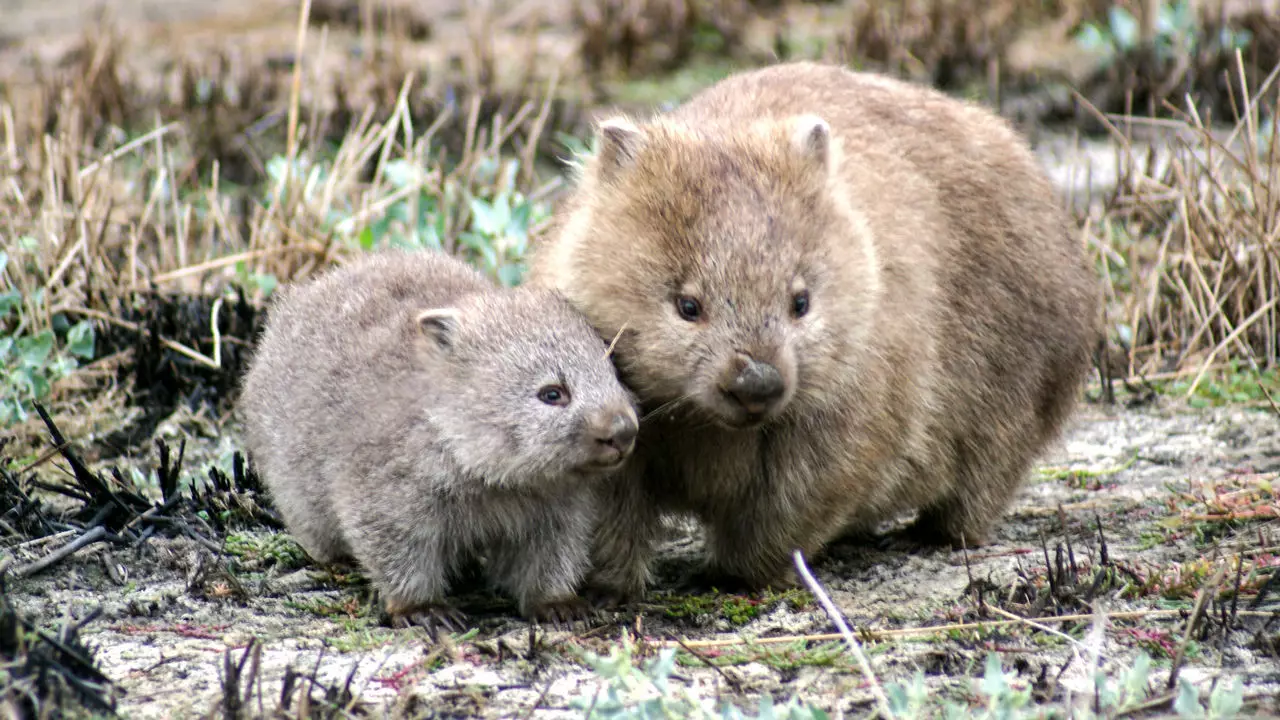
[
  {"left": 792, "top": 290, "right": 810, "bottom": 318},
  {"left": 675, "top": 295, "right": 702, "bottom": 322},
  {"left": 537, "top": 384, "right": 571, "bottom": 407}
]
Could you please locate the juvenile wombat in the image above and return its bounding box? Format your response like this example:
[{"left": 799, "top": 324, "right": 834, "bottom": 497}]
[
  {"left": 238, "top": 249, "right": 639, "bottom": 632},
  {"left": 527, "top": 61, "right": 1099, "bottom": 599}
]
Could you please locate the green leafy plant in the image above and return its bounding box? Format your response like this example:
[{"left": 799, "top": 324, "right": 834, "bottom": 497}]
[
  {"left": 571, "top": 637, "right": 828, "bottom": 719},
  {"left": 224, "top": 532, "right": 308, "bottom": 570},
  {"left": 265, "top": 150, "right": 549, "bottom": 288},
  {"left": 1, "top": 250, "right": 96, "bottom": 427},
  {"left": 877, "top": 651, "right": 1247, "bottom": 719},
  {"left": 1074, "top": 0, "right": 1251, "bottom": 66}
]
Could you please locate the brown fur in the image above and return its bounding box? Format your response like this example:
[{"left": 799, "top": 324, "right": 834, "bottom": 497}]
[
  {"left": 238, "top": 249, "right": 639, "bottom": 624},
  {"left": 526, "top": 61, "right": 1099, "bottom": 598}
]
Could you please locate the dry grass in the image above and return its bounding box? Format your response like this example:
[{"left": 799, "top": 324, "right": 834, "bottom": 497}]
[
  {"left": 835, "top": 0, "right": 1095, "bottom": 92},
  {"left": 1088, "top": 50, "right": 1280, "bottom": 392},
  {"left": 572, "top": 0, "right": 772, "bottom": 80},
  {"left": 0, "top": 10, "right": 582, "bottom": 449}
]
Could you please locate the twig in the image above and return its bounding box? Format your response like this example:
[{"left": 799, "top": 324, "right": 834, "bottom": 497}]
[
  {"left": 670, "top": 636, "right": 743, "bottom": 693},
  {"left": 62, "top": 307, "right": 222, "bottom": 369},
  {"left": 147, "top": 245, "right": 324, "bottom": 285},
  {"left": 1167, "top": 561, "right": 1228, "bottom": 690},
  {"left": 986, "top": 606, "right": 1087, "bottom": 650},
  {"left": 652, "top": 609, "right": 1280, "bottom": 649},
  {"left": 517, "top": 680, "right": 554, "bottom": 720},
  {"left": 77, "top": 122, "right": 182, "bottom": 179},
  {"left": 286, "top": 0, "right": 313, "bottom": 163},
  {"left": 792, "top": 550, "right": 892, "bottom": 719},
  {"left": 12, "top": 526, "right": 109, "bottom": 578},
  {"left": 602, "top": 322, "right": 627, "bottom": 361}
]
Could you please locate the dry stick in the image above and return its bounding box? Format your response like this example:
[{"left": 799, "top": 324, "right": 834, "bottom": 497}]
[
  {"left": 671, "top": 636, "right": 743, "bottom": 693},
  {"left": 76, "top": 123, "right": 181, "bottom": 181},
  {"left": 147, "top": 245, "right": 325, "bottom": 286},
  {"left": 11, "top": 526, "right": 108, "bottom": 579},
  {"left": 602, "top": 323, "right": 628, "bottom": 361},
  {"left": 1185, "top": 297, "right": 1280, "bottom": 397},
  {"left": 986, "top": 605, "right": 1086, "bottom": 650},
  {"left": 792, "top": 550, "right": 892, "bottom": 719},
  {"left": 285, "top": 0, "right": 313, "bottom": 167},
  {"left": 62, "top": 307, "right": 220, "bottom": 369},
  {"left": 520, "top": 67, "right": 561, "bottom": 189},
  {"left": 654, "top": 608, "right": 1280, "bottom": 649},
  {"left": 1167, "top": 562, "right": 1229, "bottom": 691}
]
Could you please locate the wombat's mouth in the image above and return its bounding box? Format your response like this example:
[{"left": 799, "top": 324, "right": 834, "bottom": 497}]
[
  {"left": 573, "top": 455, "right": 630, "bottom": 475},
  {"left": 712, "top": 407, "right": 777, "bottom": 430},
  {"left": 701, "top": 388, "right": 790, "bottom": 430}
]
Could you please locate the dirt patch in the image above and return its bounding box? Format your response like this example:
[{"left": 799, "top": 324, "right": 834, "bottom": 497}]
[{"left": 5, "top": 395, "right": 1279, "bottom": 717}]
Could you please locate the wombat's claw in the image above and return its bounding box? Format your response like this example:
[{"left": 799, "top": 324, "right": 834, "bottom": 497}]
[
  {"left": 529, "top": 597, "right": 598, "bottom": 630},
  {"left": 391, "top": 604, "right": 469, "bottom": 639}
]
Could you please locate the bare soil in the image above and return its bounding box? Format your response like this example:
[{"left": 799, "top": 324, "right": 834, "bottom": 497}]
[{"left": 8, "top": 395, "right": 1280, "bottom": 717}]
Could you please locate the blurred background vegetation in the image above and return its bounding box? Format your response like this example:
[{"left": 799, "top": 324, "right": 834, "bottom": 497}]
[{"left": 2, "top": 0, "right": 1280, "bottom": 451}]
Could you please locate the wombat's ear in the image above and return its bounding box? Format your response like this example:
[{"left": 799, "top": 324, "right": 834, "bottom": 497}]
[
  {"left": 415, "top": 308, "right": 461, "bottom": 351},
  {"left": 595, "top": 117, "right": 645, "bottom": 182},
  {"left": 790, "top": 115, "right": 833, "bottom": 170}
]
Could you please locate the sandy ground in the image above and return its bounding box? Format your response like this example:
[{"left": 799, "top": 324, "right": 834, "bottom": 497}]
[{"left": 8, "top": 396, "right": 1280, "bottom": 717}]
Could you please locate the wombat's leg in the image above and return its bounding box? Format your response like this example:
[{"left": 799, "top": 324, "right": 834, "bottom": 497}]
[
  {"left": 488, "top": 493, "right": 598, "bottom": 627},
  {"left": 702, "top": 507, "right": 803, "bottom": 592},
  {"left": 907, "top": 456, "right": 1032, "bottom": 549},
  {"left": 355, "top": 530, "right": 467, "bottom": 640},
  {"left": 262, "top": 473, "right": 350, "bottom": 565},
  {"left": 585, "top": 462, "right": 663, "bottom": 605},
  {"left": 702, "top": 487, "right": 855, "bottom": 591}
]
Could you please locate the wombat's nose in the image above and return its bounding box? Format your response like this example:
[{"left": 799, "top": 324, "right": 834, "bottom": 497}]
[
  {"left": 725, "top": 354, "right": 786, "bottom": 416},
  {"left": 590, "top": 411, "right": 639, "bottom": 455}
]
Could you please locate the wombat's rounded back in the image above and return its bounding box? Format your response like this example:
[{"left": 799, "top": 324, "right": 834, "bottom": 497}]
[{"left": 237, "top": 250, "right": 495, "bottom": 561}]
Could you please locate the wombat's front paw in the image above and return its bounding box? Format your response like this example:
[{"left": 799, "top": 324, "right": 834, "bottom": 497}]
[
  {"left": 526, "top": 596, "right": 599, "bottom": 630},
  {"left": 388, "top": 603, "right": 469, "bottom": 640}
]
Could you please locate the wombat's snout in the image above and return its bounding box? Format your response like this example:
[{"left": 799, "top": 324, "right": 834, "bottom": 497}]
[
  {"left": 584, "top": 408, "right": 639, "bottom": 467},
  {"left": 722, "top": 353, "right": 787, "bottom": 419}
]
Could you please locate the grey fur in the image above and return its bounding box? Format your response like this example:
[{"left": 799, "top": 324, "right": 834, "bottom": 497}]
[{"left": 238, "top": 249, "right": 639, "bottom": 622}]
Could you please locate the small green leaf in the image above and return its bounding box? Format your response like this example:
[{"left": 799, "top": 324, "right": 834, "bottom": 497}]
[
  {"left": 1123, "top": 651, "right": 1152, "bottom": 705},
  {"left": 497, "top": 263, "right": 525, "bottom": 288},
  {"left": 1174, "top": 677, "right": 1205, "bottom": 718},
  {"left": 66, "top": 320, "right": 95, "bottom": 360},
  {"left": 26, "top": 368, "right": 50, "bottom": 399},
  {"left": 980, "top": 652, "right": 1007, "bottom": 699},
  {"left": 0, "top": 290, "right": 21, "bottom": 318},
  {"left": 18, "top": 331, "right": 54, "bottom": 368},
  {"left": 1108, "top": 6, "right": 1140, "bottom": 50},
  {"left": 469, "top": 197, "right": 506, "bottom": 237},
  {"left": 383, "top": 159, "right": 417, "bottom": 190},
  {"left": 255, "top": 273, "right": 279, "bottom": 297},
  {"left": 1208, "top": 676, "right": 1244, "bottom": 719},
  {"left": 358, "top": 226, "right": 376, "bottom": 251}
]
